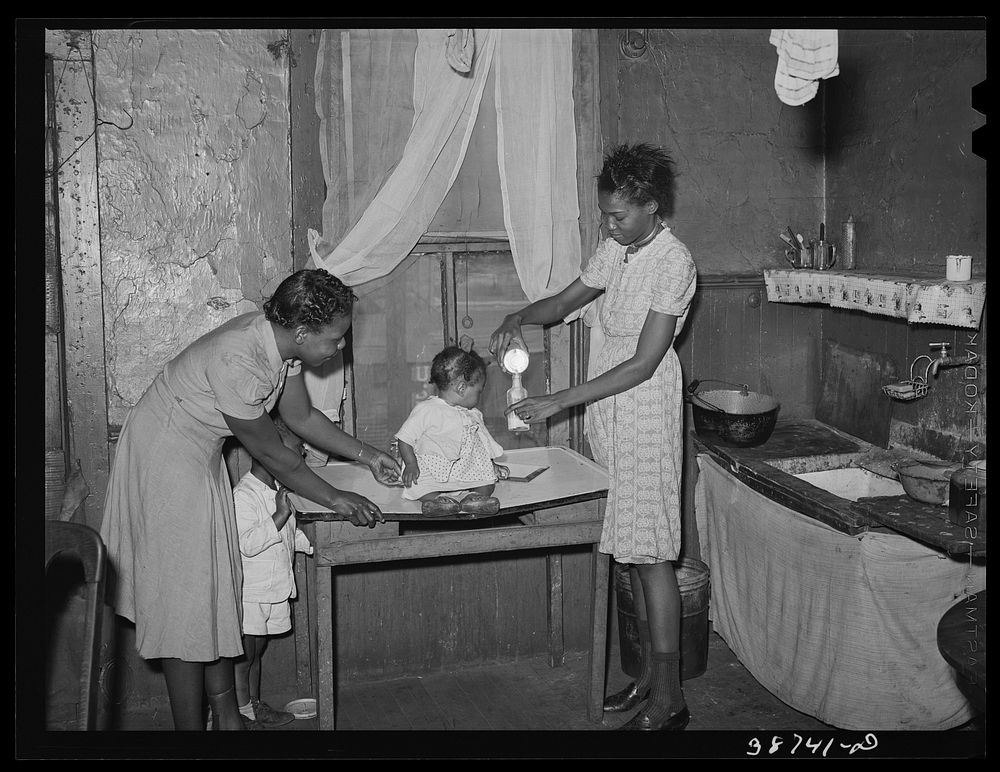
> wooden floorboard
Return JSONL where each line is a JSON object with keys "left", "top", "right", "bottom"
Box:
{"left": 418, "top": 672, "right": 493, "bottom": 731}
{"left": 526, "top": 655, "right": 594, "bottom": 726}
{"left": 487, "top": 661, "right": 565, "bottom": 731}
{"left": 92, "top": 631, "right": 857, "bottom": 735}
{"left": 331, "top": 689, "right": 362, "bottom": 731}
{"left": 364, "top": 679, "right": 414, "bottom": 730}
{"left": 390, "top": 678, "right": 450, "bottom": 731}
{"left": 480, "top": 665, "right": 552, "bottom": 731}
{"left": 452, "top": 669, "right": 523, "bottom": 730}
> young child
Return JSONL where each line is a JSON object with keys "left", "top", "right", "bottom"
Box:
{"left": 395, "top": 346, "right": 509, "bottom": 516}
{"left": 231, "top": 415, "right": 314, "bottom": 729}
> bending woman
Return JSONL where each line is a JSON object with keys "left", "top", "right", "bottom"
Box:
{"left": 489, "top": 143, "right": 697, "bottom": 731}
{"left": 101, "top": 269, "right": 400, "bottom": 730}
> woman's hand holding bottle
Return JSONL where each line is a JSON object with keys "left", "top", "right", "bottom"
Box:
{"left": 489, "top": 314, "right": 525, "bottom": 372}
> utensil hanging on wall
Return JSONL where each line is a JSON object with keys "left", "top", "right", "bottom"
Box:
{"left": 461, "top": 253, "right": 474, "bottom": 329}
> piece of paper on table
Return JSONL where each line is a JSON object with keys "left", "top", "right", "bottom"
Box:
{"left": 503, "top": 463, "right": 549, "bottom": 482}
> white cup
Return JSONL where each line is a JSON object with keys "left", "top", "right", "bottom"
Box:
{"left": 946, "top": 255, "right": 972, "bottom": 282}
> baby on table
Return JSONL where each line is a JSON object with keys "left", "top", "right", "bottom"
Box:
{"left": 395, "top": 346, "right": 509, "bottom": 516}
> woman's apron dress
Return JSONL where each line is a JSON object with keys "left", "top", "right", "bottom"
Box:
{"left": 580, "top": 228, "right": 697, "bottom": 565}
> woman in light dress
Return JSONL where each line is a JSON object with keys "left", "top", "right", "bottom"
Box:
{"left": 490, "top": 143, "right": 697, "bottom": 731}
{"left": 101, "top": 270, "right": 400, "bottom": 730}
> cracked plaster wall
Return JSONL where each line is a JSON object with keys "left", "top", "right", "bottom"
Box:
{"left": 94, "top": 29, "right": 292, "bottom": 425}
{"left": 824, "top": 29, "right": 986, "bottom": 274}
{"left": 600, "top": 28, "right": 824, "bottom": 276}
{"left": 823, "top": 29, "right": 987, "bottom": 459}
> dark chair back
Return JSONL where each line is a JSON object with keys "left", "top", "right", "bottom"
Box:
{"left": 45, "top": 520, "right": 107, "bottom": 730}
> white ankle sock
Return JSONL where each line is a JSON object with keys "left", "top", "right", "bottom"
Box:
{"left": 239, "top": 702, "right": 255, "bottom": 719}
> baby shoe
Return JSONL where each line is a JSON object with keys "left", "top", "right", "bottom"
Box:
{"left": 459, "top": 493, "right": 500, "bottom": 515}
{"left": 421, "top": 495, "right": 462, "bottom": 517}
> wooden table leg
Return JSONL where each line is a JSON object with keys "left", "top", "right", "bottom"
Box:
{"left": 292, "top": 551, "right": 313, "bottom": 699}
{"left": 587, "top": 544, "right": 610, "bottom": 723}
{"left": 315, "top": 565, "right": 336, "bottom": 730}
{"left": 546, "top": 552, "right": 565, "bottom": 667}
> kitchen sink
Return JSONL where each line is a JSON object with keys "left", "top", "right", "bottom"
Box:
{"left": 793, "top": 467, "right": 905, "bottom": 502}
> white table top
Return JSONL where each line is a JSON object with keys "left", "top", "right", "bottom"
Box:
{"left": 290, "top": 445, "right": 609, "bottom": 515}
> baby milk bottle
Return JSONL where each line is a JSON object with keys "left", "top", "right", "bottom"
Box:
{"left": 503, "top": 340, "right": 530, "bottom": 433}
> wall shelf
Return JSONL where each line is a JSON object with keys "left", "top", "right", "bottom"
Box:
{"left": 763, "top": 269, "right": 986, "bottom": 329}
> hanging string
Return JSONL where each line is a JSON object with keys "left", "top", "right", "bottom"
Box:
{"left": 45, "top": 34, "right": 135, "bottom": 179}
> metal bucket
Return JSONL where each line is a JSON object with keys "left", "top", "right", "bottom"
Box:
{"left": 687, "top": 379, "right": 780, "bottom": 447}
{"left": 614, "top": 558, "right": 711, "bottom": 681}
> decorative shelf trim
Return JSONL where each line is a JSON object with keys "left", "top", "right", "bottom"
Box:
{"left": 763, "top": 269, "right": 985, "bottom": 328}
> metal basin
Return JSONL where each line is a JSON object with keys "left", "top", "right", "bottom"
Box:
{"left": 892, "top": 459, "right": 959, "bottom": 505}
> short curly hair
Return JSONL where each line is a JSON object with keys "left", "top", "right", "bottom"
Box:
{"left": 263, "top": 269, "right": 357, "bottom": 332}
{"left": 429, "top": 346, "right": 488, "bottom": 391}
{"left": 597, "top": 142, "right": 677, "bottom": 218}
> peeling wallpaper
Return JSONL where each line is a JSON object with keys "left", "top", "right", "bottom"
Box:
{"left": 93, "top": 29, "right": 292, "bottom": 423}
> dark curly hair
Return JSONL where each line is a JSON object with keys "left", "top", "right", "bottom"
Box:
{"left": 429, "top": 346, "right": 488, "bottom": 391}
{"left": 597, "top": 142, "right": 677, "bottom": 218}
{"left": 263, "top": 269, "right": 357, "bottom": 332}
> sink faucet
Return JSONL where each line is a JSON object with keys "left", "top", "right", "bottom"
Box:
{"left": 928, "top": 342, "right": 971, "bottom": 377}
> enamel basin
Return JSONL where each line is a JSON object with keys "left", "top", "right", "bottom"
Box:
{"left": 793, "top": 467, "right": 905, "bottom": 502}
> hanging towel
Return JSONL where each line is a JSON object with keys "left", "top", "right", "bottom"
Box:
{"left": 770, "top": 29, "right": 839, "bottom": 106}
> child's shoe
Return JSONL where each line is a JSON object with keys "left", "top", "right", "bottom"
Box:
{"left": 459, "top": 493, "right": 500, "bottom": 515}
{"left": 208, "top": 705, "right": 265, "bottom": 730}
{"left": 240, "top": 713, "right": 266, "bottom": 730}
{"left": 421, "top": 495, "right": 462, "bottom": 517}
{"left": 250, "top": 697, "right": 296, "bottom": 728}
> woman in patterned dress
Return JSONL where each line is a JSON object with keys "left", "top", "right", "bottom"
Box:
{"left": 489, "top": 143, "right": 697, "bottom": 731}
{"left": 100, "top": 269, "right": 401, "bottom": 730}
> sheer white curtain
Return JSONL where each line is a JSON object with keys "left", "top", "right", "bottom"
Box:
{"left": 308, "top": 28, "right": 581, "bottom": 303}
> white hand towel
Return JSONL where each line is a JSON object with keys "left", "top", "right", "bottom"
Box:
{"left": 770, "top": 29, "right": 839, "bottom": 106}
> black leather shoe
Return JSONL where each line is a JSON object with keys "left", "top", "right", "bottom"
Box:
{"left": 618, "top": 705, "right": 690, "bottom": 731}
{"left": 603, "top": 681, "right": 651, "bottom": 713}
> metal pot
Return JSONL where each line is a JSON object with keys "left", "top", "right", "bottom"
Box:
{"left": 686, "top": 379, "right": 780, "bottom": 447}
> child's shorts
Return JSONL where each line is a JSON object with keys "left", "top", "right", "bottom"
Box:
{"left": 242, "top": 599, "right": 292, "bottom": 636}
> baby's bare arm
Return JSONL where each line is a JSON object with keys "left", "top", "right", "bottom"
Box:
{"left": 397, "top": 441, "right": 420, "bottom": 487}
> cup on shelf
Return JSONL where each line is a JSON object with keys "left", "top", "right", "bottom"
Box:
{"left": 945, "top": 255, "right": 972, "bottom": 282}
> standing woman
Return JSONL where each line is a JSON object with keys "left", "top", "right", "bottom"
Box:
{"left": 489, "top": 143, "right": 697, "bottom": 731}
{"left": 100, "top": 269, "right": 400, "bottom": 730}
